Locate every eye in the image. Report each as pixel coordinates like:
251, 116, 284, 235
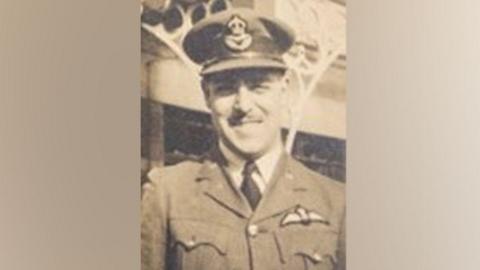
250, 82, 274, 93
212, 83, 236, 96
253, 84, 268, 90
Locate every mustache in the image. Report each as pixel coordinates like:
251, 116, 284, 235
227, 111, 262, 126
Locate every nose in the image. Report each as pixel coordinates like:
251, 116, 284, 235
233, 85, 253, 112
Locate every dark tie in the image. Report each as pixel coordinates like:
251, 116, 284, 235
241, 160, 261, 210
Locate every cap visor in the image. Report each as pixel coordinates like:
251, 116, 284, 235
200, 58, 287, 75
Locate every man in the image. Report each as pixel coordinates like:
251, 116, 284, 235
142, 8, 345, 270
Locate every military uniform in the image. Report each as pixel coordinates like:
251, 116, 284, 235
142, 149, 345, 270
141, 7, 346, 270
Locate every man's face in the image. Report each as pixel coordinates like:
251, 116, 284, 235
202, 68, 287, 159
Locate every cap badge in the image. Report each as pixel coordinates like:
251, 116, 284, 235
224, 15, 252, 52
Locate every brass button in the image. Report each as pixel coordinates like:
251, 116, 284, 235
247, 224, 258, 237
313, 253, 323, 262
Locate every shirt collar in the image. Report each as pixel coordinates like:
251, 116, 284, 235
219, 141, 283, 182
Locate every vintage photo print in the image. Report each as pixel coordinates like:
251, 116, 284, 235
141, 0, 346, 269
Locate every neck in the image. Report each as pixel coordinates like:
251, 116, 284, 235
222, 136, 283, 161
219, 137, 284, 167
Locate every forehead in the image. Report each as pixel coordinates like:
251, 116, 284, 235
203, 68, 285, 84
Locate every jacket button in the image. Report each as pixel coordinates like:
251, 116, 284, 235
313, 253, 323, 262
247, 224, 258, 237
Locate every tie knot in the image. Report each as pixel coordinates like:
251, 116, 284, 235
242, 160, 257, 177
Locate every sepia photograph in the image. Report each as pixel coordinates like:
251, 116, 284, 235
4, 1, 480, 270
140, 0, 346, 269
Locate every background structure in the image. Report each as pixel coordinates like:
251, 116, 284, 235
140, 0, 346, 184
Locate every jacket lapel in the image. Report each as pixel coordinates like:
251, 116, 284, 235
196, 149, 251, 219
251, 154, 332, 223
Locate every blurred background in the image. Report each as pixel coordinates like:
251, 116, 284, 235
140, 0, 346, 185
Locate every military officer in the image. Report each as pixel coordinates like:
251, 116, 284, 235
141, 7, 345, 270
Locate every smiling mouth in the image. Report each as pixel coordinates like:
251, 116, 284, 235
228, 117, 262, 127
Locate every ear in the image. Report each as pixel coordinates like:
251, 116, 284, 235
281, 71, 290, 91
279, 71, 293, 124
282, 69, 294, 88
279, 71, 290, 103
201, 78, 212, 109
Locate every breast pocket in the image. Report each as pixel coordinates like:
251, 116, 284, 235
169, 220, 229, 270
274, 225, 339, 270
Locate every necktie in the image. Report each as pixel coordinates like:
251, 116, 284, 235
241, 160, 261, 210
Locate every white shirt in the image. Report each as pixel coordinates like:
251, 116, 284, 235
219, 142, 283, 194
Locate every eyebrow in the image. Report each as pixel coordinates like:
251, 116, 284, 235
206, 71, 282, 86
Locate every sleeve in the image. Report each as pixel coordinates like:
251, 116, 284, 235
141, 170, 169, 270
335, 207, 346, 270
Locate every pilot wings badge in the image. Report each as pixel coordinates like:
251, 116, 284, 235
280, 206, 329, 227
224, 15, 253, 51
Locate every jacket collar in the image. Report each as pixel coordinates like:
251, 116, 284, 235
196, 148, 252, 218
195, 148, 332, 222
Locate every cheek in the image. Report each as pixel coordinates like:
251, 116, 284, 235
259, 93, 285, 117
208, 97, 234, 118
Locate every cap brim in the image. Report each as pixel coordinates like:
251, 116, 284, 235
200, 58, 287, 75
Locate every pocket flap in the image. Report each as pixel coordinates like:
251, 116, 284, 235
274, 228, 337, 265
170, 220, 228, 255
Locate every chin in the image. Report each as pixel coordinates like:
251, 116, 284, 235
220, 128, 278, 158
231, 140, 270, 159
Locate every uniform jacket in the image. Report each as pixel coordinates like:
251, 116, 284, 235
142, 150, 345, 270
